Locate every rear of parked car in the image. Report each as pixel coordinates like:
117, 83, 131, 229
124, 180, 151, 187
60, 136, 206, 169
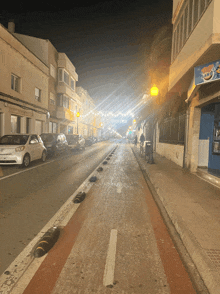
66, 134, 85, 150
40, 133, 68, 156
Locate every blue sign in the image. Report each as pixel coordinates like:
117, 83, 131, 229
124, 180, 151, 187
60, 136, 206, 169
194, 59, 220, 85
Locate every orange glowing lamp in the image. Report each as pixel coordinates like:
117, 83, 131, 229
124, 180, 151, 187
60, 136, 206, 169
150, 85, 159, 96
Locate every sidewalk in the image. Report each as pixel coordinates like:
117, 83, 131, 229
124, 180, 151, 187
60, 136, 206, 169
132, 145, 220, 294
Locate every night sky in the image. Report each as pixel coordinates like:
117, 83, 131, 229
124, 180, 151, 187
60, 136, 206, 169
1, 0, 172, 130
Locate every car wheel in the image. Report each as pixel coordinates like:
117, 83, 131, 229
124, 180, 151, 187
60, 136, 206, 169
22, 154, 30, 167
42, 150, 47, 162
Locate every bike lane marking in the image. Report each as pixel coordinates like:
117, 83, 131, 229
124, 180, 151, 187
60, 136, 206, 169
143, 178, 196, 293
103, 229, 118, 287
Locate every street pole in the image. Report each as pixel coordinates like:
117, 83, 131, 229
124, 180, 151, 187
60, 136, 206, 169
76, 112, 80, 134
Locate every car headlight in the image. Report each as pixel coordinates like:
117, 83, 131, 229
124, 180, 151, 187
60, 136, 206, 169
15, 146, 25, 152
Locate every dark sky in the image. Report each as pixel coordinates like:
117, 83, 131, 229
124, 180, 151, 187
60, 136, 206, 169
1, 0, 172, 129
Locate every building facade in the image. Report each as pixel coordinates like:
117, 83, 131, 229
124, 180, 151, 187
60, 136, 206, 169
0, 21, 101, 139
0, 23, 49, 136
157, 0, 220, 174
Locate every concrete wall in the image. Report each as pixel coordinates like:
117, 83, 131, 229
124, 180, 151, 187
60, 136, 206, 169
156, 142, 184, 167
0, 25, 49, 109
13, 33, 49, 66
155, 123, 184, 167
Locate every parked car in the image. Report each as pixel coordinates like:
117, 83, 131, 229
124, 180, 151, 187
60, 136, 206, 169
66, 134, 85, 151
0, 134, 47, 167
40, 133, 68, 156
85, 137, 93, 146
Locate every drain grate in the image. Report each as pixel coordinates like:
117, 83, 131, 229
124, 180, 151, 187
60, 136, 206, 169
205, 249, 220, 268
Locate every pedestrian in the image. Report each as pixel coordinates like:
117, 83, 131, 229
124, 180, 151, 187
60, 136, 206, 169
134, 135, 137, 145
140, 133, 145, 143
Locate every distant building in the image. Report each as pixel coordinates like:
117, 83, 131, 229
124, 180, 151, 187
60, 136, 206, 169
13, 28, 80, 135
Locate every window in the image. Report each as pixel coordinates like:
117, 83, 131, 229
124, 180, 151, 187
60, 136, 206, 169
179, 15, 184, 50
193, 0, 199, 26
50, 92, 56, 105
63, 95, 69, 108
35, 88, 41, 101
64, 71, 69, 85
58, 68, 69, 85
11, 74, 20, 92
199, 0, 206, 17
58, 68, 63, 81
71, 78, 75, 90
49, 122, 57, 133
188, 0, 193, 35
11, 115, 20, 133
57, 94, 69, 108
50, 64, 56, 78
183, 4, 189, 42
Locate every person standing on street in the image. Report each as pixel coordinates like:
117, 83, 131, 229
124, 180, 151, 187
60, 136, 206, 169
140, 133, 145, 143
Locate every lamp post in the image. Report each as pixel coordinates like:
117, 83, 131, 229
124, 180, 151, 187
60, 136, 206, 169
76, 111, 80, 134
147, 85, 159, 164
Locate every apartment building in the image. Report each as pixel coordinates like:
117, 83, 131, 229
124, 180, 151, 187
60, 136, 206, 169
0, 23, 49, 136
12, 26, 82, 136
76, 87, 102, 138
159, 0, 220, 175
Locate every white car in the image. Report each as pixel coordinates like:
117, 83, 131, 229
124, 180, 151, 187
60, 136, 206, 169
0, 134, 47, 167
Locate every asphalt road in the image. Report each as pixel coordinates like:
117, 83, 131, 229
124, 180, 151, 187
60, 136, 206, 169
0, 141, 114, 275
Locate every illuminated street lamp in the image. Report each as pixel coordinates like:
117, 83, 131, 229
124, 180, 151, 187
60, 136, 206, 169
76, 111, 80, 134
150, 85, 159, 96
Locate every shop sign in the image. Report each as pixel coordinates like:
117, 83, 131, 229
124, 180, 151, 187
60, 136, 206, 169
194, 59, 220, 85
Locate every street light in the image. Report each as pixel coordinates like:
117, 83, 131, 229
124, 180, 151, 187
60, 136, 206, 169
76, 111, 80, 134
150, 85, 159, 96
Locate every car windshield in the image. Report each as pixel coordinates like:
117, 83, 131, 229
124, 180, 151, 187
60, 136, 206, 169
0, 135, 29, 145
40, 134, 56, 142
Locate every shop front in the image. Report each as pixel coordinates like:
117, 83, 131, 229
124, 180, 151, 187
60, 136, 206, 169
195, 60, 220, 175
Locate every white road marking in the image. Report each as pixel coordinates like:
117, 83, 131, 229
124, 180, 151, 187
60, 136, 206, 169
103, 229, 118, 287
0, 159, 55, 181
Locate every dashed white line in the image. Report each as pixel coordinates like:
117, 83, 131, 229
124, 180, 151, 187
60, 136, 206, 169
103, 229, 118, 287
